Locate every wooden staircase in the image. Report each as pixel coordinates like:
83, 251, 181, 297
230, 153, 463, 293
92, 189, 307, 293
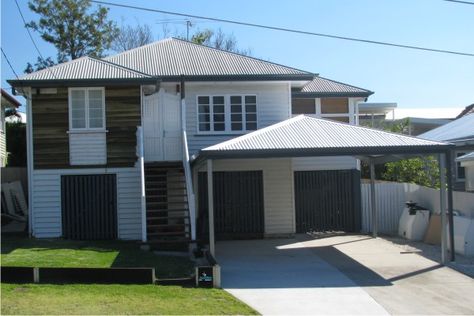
144, 162, 191, 250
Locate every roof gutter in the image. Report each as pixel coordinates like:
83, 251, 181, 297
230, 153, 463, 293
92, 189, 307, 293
292, 91, 374, 98
193, 144, 454, 163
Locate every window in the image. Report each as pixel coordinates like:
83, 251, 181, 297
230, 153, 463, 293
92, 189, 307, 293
69, 88, 105, 130
456, 152, 466, 180
197, 95, 257, 133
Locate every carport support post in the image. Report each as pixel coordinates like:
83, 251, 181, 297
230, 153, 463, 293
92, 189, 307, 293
446, 151, 455, 262
439, 153, 448, 264
207, 159, 215, 257
370, 159, 377, 238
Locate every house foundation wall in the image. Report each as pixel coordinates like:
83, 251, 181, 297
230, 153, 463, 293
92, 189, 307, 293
31, 167, 142, 240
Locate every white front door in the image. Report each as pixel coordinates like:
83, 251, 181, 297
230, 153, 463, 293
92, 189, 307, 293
143, 89, 182, 162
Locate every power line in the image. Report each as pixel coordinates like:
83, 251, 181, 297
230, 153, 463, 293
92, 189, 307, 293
1, 47, 28, 98
91, 0, 474, 57
444, 0, 474, 5
14, 0, 57, 79
1, 47, 20, 79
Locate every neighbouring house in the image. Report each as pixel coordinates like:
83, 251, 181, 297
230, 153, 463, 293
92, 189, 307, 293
7, 38, 453, 251
1, 88, 21, 167
456, 103, 474, 119
420, 113, 474, 191
357, 102, 397, 128
456, 152, 474, 192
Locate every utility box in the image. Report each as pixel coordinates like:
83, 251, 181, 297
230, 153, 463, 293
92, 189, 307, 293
399, 202, 430, 241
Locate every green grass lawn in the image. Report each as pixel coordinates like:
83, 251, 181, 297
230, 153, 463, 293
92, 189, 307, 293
1, 283, 258, 315
1, 236, 193, 278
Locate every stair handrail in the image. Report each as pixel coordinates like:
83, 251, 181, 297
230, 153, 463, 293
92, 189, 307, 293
181, 101, 196, 241
137, 125, 147, 242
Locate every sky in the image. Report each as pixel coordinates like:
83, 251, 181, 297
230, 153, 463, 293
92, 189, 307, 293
1, 0, 473, 117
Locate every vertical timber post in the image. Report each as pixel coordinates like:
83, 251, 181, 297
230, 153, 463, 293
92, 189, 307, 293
439, 153, 447, 264
370, 159, 377, 237
207, 159, 215, 257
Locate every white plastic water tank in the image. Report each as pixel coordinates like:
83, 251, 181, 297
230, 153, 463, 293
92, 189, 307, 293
448, 216, 474, 257
398, 208, 430, 241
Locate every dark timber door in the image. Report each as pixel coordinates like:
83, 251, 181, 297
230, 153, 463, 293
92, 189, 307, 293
198, 171, 264, 240
294, 170, 361, 233
61, 174, 117, 240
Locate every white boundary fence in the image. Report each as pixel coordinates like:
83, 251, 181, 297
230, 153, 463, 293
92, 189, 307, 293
361, 181, 474, 235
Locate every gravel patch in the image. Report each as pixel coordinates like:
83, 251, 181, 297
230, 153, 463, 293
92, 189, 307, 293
380, 235, 474, 278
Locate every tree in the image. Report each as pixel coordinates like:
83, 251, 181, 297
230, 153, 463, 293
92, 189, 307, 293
112, 22, 154, 52
27, 0, 118, 63
6, 122, 27, 167
189, 28, 251, 55
24, 56, 56, 73
362, 118, 440, 188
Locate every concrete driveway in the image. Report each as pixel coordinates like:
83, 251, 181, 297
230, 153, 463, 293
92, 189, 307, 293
216, 235, 474, 315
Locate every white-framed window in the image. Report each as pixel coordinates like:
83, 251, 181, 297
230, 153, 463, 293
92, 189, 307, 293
68, 87, 105, 130
456, 151, 466, 181
197, 94, 257, 133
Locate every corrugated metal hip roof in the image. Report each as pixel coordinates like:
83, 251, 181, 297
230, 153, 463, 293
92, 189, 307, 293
198, 115, 451, 159
293, 76, 373, 97
105, 38, 312, 77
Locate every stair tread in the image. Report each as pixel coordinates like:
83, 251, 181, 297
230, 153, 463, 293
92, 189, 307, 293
147, 216, 188, 220
146, 239, 191, 244
147, 209, 189, 213
147, 201, 188, 205
147, 231, 189, 236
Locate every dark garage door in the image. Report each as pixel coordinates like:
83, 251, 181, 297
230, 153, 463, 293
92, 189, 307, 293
198, 171, 264, 240
61, 174, 117, 240
294, 170, 361, 233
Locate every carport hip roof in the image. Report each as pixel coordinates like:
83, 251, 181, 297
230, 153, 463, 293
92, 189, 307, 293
196, 115, 453, 160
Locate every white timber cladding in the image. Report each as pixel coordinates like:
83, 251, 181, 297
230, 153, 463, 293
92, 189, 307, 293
31, 167, 142, 240
197, 158, 295, 235
69, 132, 107, 165
183, 82, 291, 155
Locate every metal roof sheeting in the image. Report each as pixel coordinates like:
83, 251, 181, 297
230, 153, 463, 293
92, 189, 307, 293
16, 56, 151, 81
419, 113, 474, 142
457, 152, 474, 162
200, 115, 449, 158
295, 76, 373, 96
105, 38, 311, 77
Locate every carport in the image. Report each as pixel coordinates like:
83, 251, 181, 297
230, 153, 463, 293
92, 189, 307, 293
193, 115, 456, 264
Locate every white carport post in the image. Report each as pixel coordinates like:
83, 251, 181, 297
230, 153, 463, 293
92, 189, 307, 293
370, 159, 377, 237
207, 159, 215, 257
439, 153, 448, 264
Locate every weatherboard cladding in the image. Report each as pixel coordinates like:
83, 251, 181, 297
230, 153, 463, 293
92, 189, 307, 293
17, 56, 151, 81
202, 115, 449, 154
105, 38, 311, 77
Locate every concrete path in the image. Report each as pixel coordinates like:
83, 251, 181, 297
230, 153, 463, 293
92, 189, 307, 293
216, 236, 474, 315
216, 238, 389, 315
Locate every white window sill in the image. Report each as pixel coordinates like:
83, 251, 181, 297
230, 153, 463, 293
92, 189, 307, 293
67, 129, 108, 134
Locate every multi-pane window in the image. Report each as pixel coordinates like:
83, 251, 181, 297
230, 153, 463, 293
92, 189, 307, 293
69, 88, 105, 130
456, 152, 466, 180
197, 95, 257, 133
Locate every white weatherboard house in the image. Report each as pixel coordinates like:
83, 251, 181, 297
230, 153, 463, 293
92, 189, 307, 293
8, 38, 453, 255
